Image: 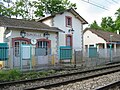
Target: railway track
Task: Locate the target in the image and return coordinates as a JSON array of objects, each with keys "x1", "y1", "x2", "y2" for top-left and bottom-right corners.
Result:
[
  {"x1": 96, "y1": 80, "x2": 120, "y2": 90},
  {"x1": 0, "y1": 63, "x2": 120, "y2": 90}
]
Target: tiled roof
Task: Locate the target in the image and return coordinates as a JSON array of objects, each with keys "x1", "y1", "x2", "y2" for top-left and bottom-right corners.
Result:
[
  {"x1": 0, "y1": 16, "x2": 64, "y2": 32},
  {"x1": 84, "y1": 28, "x2": 120, "y2": 42},
  {"x1": 39, "y1": 8, "x2": 88, "y2": 24}
]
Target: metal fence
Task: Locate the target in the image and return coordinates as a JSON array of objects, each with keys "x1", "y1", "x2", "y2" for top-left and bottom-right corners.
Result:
[
  {"x1": 82, "y1": 48, "x2": 120, "y2": 67},
  {"x1": 65, "y1": 47, "x2": 120, "y2": 68},
  {"x1": 2, "y1": 46, "x2": 120, "y2": 70},
  {"x1": 7, "y1": 46, "x2": 59, "y2": 70}
]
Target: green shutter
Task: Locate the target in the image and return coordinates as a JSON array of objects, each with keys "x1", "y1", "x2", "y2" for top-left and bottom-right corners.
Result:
[
  {"x1": 0, "y1": 43, "x2": 8, "y2": 61},
  {"x1": 59, "y1": 46, "x2": 72, "y2": 60},
  {"x1": 89, "y1": 47, "x2": 97, "y2": 58}
]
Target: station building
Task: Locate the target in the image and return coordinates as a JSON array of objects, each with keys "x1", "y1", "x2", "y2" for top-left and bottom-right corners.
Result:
[{"x1": 0, "y1": 16, "x2": 63, "y2": 68}]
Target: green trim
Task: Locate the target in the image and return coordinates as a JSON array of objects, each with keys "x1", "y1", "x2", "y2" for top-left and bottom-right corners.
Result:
[{"x1": 0, "y1": 43, "x2": 8, "y2": 61}]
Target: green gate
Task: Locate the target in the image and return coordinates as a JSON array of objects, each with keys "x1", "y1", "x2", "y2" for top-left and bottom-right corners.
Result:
[
  {"x1": 59, "y1": 46, "x2": 72, "y2": 60},
  {"x1": 89, "y1": 47, "x2": 97, "y2": 58},
  {"x1": 0, "y1": 43, "x2": 8, "y2": 61}
]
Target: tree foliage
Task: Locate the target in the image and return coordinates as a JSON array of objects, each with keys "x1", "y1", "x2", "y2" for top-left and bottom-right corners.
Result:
[
  {"x1": 115, "y1": 8, "x2": 120, "y2": 32},
  {"x1": 33, "y1": 0, "x2": 76, "y2": 17},
  {"x1": 0, "y1": 0, "x2": 76, "y2": 20},
  {"x1": 101, "y1": 17, "x2": 115, "y2": 32},
  {"x1": 0, "y1": 0, "x2": 13, "y2": 17},
  {"x1": 13, "y1": 0, "x2": 34, "y2": 19},
  {"x1": 89, "y1": 20, "x2": 101, "y2": 29},
  {"x1": 89, "y1": 8, "x2": 120, "y2": 33}
]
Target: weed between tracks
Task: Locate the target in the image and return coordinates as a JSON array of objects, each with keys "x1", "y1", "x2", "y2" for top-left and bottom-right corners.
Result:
[
  {"x1": 0, "y1": 69, "x2": 56, "y2": 83},
  {"x1": 0, "y1": 63, "x2": 120, "y2": 83}
]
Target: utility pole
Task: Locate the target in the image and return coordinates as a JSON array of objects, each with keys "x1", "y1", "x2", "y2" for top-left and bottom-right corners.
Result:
[{"x1": 109, "y1": 35, "x2": 113, "y2": 62}]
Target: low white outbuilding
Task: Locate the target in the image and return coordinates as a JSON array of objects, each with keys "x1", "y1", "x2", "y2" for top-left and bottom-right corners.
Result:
[{"x1": 83, "y1": 28, "x2": 120, "y2": 59}]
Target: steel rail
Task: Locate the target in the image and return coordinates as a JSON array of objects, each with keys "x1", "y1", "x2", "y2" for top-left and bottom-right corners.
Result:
[
  {"x1": 0, "y1": 64, "x2": 120, "y2": 89},
  {"x1": 96, "y1": 80, "x2": 120, "y2": 90},
  {"x1": 24, "y1": 68, "x2": 120, "y2": 90},
  {"x1": 0, "y1": 63, "x2": 120, "y2": 86}
]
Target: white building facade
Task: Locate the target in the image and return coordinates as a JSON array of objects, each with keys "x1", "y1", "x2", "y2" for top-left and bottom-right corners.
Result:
[
  {"x1": 0, "y1": 16, "x2": 63, "y2": 68},
  {"x1": 83, "y1": 28, "x2": 120, "y2": 59},
  {"x1": 40, "y1": 8, "x2": 88, "y2": 50},
  {"x1": 83, "y1": 28, "x2": 120, "y2": 50}
]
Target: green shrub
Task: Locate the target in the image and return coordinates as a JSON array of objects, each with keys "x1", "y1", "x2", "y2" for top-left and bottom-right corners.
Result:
[
  {"x1": 26, "y1": 72, "x2": 38, "y2": 79},
  {"x1": 8, "y1": 69, "x2": 21, "y2": 81},
  {"x1": 0, "y1": 69, "x2": 21, "y2": 82},
  {"x1": 48, "y1": 70, "x2": 56, "y2": 74},
  {"x1": 0, "y1": 69, "x2": 57, "y2": 82},
  {"x1": 0, "y1": 70, "x2": 9, "y2": 81},
  {"x1": 38, "y1": 71, "x2": 49, "y2": 77}
]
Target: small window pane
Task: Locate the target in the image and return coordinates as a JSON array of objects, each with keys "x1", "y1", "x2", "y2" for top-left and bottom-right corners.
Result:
[
  {"x1": 66, "y1": 36, "x2": 71, "y2": 46},
  {"x1": 66, "y1": 16, "x2": 72, "y2": 27},
  {"x1": 14, "y1": 41, "x2": 27, "y2": 57},
  {"x1": 38, "y1": 41, "x2": 42, "y2": 48},
  {"x1": 37, "y1": 41, "x2": 49, "y2": 55},
  {"x1": 15, "y1": 42, "x2": 20, "y2": 57},
  {"x1": 68, "y1": 18, "x2": 71, "y2": 25}
]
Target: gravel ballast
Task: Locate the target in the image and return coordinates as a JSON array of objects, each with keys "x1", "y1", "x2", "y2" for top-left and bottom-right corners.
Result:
[{"x1": 39, "y1": 71, "x2": 120, "y2": 90}]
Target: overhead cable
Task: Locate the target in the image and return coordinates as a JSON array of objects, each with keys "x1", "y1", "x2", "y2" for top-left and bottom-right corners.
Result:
[
  {"x1": 112, "y1": 0, "x2": 118, "y2": 4},
  {"x1": 106, "y1": 0, "x2": 112, "y2": 4},
  {"x1": 81, "y1": 0, "x2": 109, "y2": 11}
]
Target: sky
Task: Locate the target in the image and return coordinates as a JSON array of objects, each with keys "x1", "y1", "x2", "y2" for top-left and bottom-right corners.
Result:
[{"x1": 70, "y1": 0, "x2": 120, "y2": 26}]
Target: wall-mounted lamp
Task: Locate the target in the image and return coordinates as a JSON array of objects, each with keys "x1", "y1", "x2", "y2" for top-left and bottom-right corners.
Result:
[
  {"x1": 20, "y1": 30, "x2": 26, "y2": 38},
  {"x1": 68, "y1": 28, "x2": 74, "y2": 34},
  {"x1": 43, "y1": 32, "x2": 50, "y2": 39}
]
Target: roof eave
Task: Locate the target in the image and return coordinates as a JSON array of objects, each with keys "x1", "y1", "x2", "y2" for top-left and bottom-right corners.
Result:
[
  {"x1": 39, "y1": 8, "x2": 88, "y2": 24},
  {"x1": 4, "y1": 25, "x2": 64, "y2": 33},
  {"x1": 69, "y1": 8, "x2": 88, "y2": 24},
  {"x1": 39, "y1": 15, "x2": 55, "y2": 22}
]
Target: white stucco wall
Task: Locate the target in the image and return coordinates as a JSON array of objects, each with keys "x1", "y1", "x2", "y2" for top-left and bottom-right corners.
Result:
[
  {"x1": 48, "y1": 32, "x2": 58, "y2": 54},
  {"x1": 0, "y1": 27, "x2": 5, "y2": 43},
  {"x1": 42, "y1": 12, "x2": 83, "y2": 50},
  {"x1": 9, "y1": 29, "x2": 58, "y2": 54},
  {"x1": 83, "y1": 30, "x2": 106, "y2": 48},
  {"x1": 54, "y1": 12, "x2": 83, "y2": 49},
  {"x1": 42, "y1": 19, "x2": 53, "y2": 26}
]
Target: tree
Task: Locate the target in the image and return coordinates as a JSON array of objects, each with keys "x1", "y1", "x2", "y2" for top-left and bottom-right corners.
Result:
[
  {"x1": 12, "y1": 0, "x2": 34, "y2": 19},
  {"x1": 3, "y1": 0, "x2": 12, "y2": 7},
  {"x1": 89, "y1": 17, "x2": 116, "y2": 32},
  {"x1": 0, "y1": 0, "x2": 14, "y2": 17},
  {"x1": 0, "y1": 0, "x2": 76, "y2": 20},
  {"x1": 0, "y1": 3, "x2": 5, "y2": 15},
  {"x1": 115, "y1": 8, "x2": 120, "y2": 32},
  {"x1": 88, "y1": 8, "x2": 120, "y2": 33},
  {"x1": 115, "y1": 8, "x2": 120, "y2": 17},
  {"x1": 89, "y1": 20, "x2": 101, "y2": 29},
  {"x1": 33, "y1": 0, "x2": 76, "y2": 17},
  {"x1": 101, "y1": 17, "x2": 115, "y2": 32}
]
